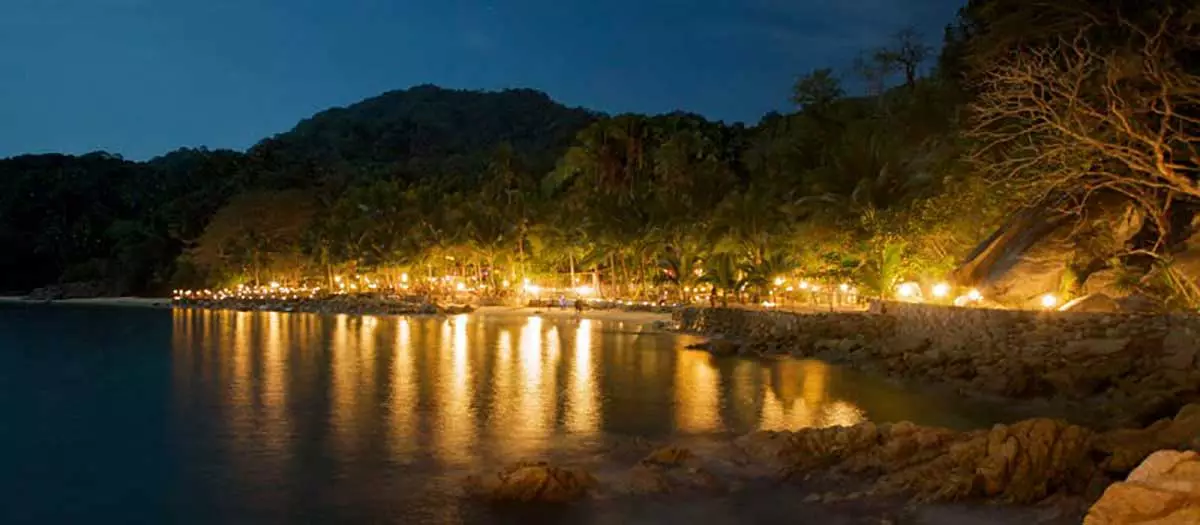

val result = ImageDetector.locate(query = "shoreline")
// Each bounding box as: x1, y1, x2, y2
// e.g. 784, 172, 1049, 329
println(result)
0, 296, 173, 308
0, 296, 674, 324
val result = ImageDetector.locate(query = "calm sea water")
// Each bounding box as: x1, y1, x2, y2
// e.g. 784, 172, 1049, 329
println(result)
0, 305, 997, 524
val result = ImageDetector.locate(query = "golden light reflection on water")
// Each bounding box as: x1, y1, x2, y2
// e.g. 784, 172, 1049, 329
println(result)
565, 320, 598, 434
171, 311, 887, 476
390, 318, 416, 454
760, 360, 865, 430
331, 314, 360, 456
434, 315, 474, 463
674, 349, 721, 433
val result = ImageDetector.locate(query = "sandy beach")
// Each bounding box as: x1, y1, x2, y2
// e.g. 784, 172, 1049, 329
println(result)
0, 296, 173, 308
466, 305, 673, 324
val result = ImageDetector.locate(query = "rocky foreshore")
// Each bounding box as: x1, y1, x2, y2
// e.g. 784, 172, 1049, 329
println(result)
675, 305, 1200, 429
173, 295, 475, 316
464, 404, 1200, 524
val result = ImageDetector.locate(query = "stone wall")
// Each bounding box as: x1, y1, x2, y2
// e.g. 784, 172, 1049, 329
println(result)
675, 303, 1200, 427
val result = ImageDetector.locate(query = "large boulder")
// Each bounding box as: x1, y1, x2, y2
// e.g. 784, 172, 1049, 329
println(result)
464, 461, 597, 503
1095, 404, 1200, 473
1084, 450, 1200, 524
877, 418, 1096, 503
952, 195, 1144, 307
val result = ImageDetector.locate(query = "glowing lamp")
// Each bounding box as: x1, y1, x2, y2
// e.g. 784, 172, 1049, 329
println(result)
400, 273, 409, 283
839, 283, 850, 293
773, 277, 785, 287
897, 282, 918, 299
1040, 294, 1058, 309
967, 289, 983, 301
799, 281, 810, 290
575, 285, 595, 296
456, 282, 466, 292
932, 282, 951, 299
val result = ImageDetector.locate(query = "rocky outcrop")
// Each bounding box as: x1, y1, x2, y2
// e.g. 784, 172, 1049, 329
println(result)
676, 305, 1200, 427
951, 195, 1144, 308
464, 461, 597, 503
1085, 450, 1200, 524
461, 405, 1200, 524
27, 281, 110, 301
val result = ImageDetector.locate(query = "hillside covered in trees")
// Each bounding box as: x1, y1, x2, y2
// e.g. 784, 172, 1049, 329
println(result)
2, 0, 1197, 310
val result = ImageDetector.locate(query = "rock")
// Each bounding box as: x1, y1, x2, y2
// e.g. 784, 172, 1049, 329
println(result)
875, 418, 1095, 503
708, 339, 740, 356
1063, 338, 1130, 356
625, 463, 725, 495
1059, 294, 1121, 313
1117, 294, 1160, 313
1085, 450, 1200, 524
1096, 403, 1200, 473
1162, 329, 1200, 370
640, 446, 693, 467
465, 461, 597, 503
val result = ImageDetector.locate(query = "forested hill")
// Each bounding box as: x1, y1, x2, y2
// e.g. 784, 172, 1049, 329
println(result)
246, 85, 597, 186
0, 86, 598, 294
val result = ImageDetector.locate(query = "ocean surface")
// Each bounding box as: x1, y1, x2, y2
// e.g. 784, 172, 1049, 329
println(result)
0, 305, 1000, 523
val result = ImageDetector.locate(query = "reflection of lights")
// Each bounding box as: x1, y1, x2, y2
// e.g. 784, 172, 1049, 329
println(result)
675, 346, 720, 433
932, 282, 950, 298
269, 281, 280, 289
1041, 294, 1059, 309
761, 301, 776, 308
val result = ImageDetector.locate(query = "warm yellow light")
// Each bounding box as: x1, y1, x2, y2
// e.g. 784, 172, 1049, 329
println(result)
400, 273, 409, 283
456, 282, 466, 292
502, 279, 510, 288
932, 282, 951, 298
525, 283, 541, 295
761, 301, 776, 308
967, 289, 983, 301
785, 286, 794, 292
897, 282, 918, 298
1040, 294, 1058, 309
839, 283, 850, 293
799, 281, 810, 290
773, 277, 785, 287
575, 285, 595, 297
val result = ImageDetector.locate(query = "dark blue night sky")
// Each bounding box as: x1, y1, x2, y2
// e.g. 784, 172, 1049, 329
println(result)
1, 0, 965, 160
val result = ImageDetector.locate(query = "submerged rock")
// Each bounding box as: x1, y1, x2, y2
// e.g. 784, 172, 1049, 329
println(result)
464, 461, 597, 503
